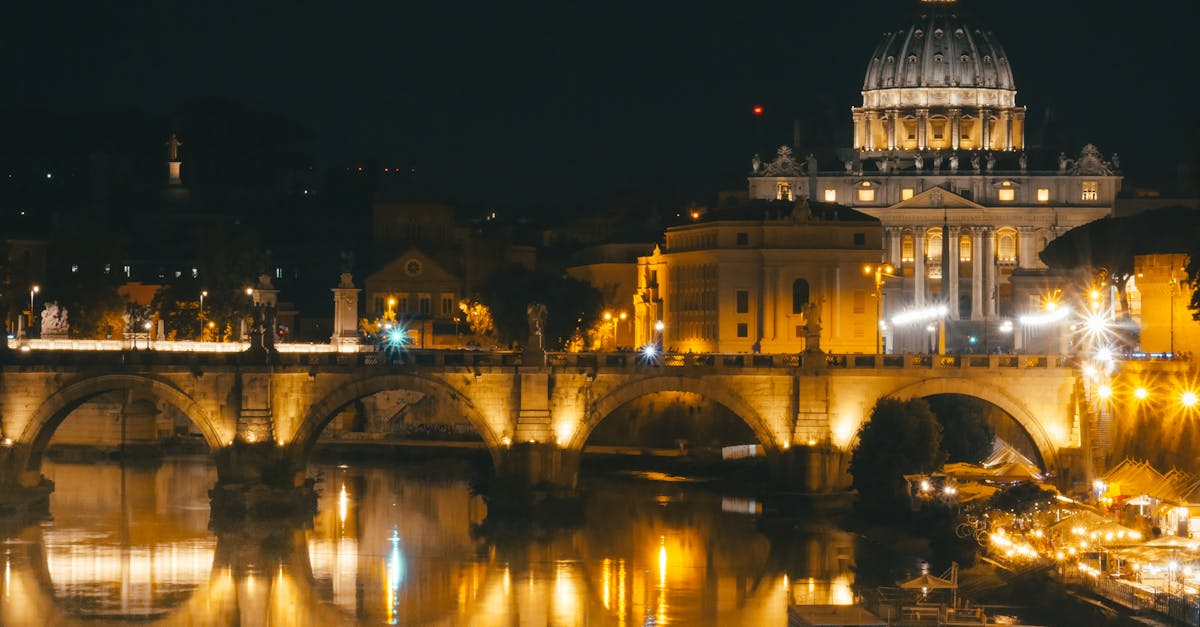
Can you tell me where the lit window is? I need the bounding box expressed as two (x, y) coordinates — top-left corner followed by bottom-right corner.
(998, 188), (1015, 202)
(70, 264), (78, 273)
(174, 271), (182, 278)
(824, 189), (837, 202)
(124, 265), (131, 278)
(901, 236), (915, 262)
(997, 229), (1017, 262)
(1037, 188), (1050, 202)
(927, 232), (943, 260)
(1081, 181), (1098, 201)
(777, 182), (792, 201)
(275, 267), (283, 279)
(901, 188), (914, 200)
(959, 235), (972, 262)
(858, 188), (876, 202)
(104, 264), (111, 275)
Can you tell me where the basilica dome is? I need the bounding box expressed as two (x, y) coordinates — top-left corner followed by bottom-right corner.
(862, 5), (1014, 97)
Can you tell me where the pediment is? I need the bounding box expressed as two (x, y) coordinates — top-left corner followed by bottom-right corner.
(367, 246), (459, 284)
(890, 186), (987, 211)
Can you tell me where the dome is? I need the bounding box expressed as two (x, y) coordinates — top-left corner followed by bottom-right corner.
(862, 6), (1015, 94)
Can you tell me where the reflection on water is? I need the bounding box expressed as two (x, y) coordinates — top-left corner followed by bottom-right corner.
(0, 458), (883, 625)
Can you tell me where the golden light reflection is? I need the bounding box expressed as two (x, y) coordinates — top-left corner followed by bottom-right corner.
(602, 558), (611, 609)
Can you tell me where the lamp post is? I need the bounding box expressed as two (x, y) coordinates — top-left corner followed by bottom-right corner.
(1169, 270), (1179, 356)
(618, 311), (627, 350)
(863, 264), (895, 354)
(654, 319), (665, 352)
(29, 285), (39, 331)
(603, 311), (613, 351)
(199, 290), (208, 340)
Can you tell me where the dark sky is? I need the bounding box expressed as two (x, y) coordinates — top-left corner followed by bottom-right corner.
(7, 0), (1199, 209)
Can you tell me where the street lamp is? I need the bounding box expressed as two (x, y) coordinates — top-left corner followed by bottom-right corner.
(863, 263), (896, 354)
(29, 285), (39, 330)
(200, 290), (208, 340)
(654, 319), (665, 351)
(603, 311), (613, 351)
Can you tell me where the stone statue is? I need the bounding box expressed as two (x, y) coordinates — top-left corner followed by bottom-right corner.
(1018, 152), (1028, 172)
(970, 154), (981, 172)
(167, 133), (182, 161)
(1058, 152), (1070, 173)
(339, 250), (356, 274)
(843, 159), (854, 173)
(805, 153), (818, 173)
(337, 272), (355, 289)
(751, 153), (762, 174)
(985, 153), (995, 172)
(40, 302), (69, 338)
(914, 154), (924, 171)
(526, 302), (547, 348)
(933, 153), (944, 172)
(948, 154), (959, 172)
(1110, 152), (1120, 171)
(878, 158), (890, 174)
(802, 301), (823, 354)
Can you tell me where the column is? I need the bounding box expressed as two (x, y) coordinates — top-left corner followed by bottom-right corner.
(916, 108), (928, 150)
(888, 227), (902, 268)
(949, 108), (961, 150)
(866, 114), (877, 150)
(971, 229), (983, 320)
(948, 228), (960, 319)
(852, 112), (865, 149)
(1003, 110), (1014, 151)
(913, 227), (926, 307)
(1013, 111), (1025, 150)
(983, 229), (997, 317)
(980, 108), (991, 151)
(886, 110), (898, 151)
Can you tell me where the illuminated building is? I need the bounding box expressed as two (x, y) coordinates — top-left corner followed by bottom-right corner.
(747, 0), (1121, 352)
(1133, 253), (1198, 356)
(634, 200), (881, 354)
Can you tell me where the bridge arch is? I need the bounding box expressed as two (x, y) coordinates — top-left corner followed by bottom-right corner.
(292, 373), (502, 467)
(884, 378), (1059, 471)
(570, 375), (778, 452)
(18, 374), (226, 472)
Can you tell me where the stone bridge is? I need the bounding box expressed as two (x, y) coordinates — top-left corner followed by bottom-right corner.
(0, 348), (1083, 512)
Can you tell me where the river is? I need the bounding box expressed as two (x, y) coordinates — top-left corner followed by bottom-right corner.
(0, 457), (925, 626)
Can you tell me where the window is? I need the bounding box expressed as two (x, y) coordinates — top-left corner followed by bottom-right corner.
(959, 235), (972, 262)
(824, 189), (837, 202)
(104, 264), (111, 275)
(777, 182), (792, 201)
(927, 232), (943, 260)
(124, 265), (131, 278)
(1037, 188), (1050, 202)
(901, 236), (915, 262)
(70, 264), (78, 273)
(736, 290), (749, 314)
(996, 229), (1017, 262)
(791, 279), (810, 314)
(419, 295), (431, 314)
(191, 267), (199, 278)
(442, 296), (454, 315)
(736, 323), (749, 338)
(736, 232), (749, 246)
(174, 271), (182, 278)
(275, 267), (283, 279)
(853, 233), (866, 246)
(1081, 181), (1098, 201)
(857, 188), (876, 202)
(997, 188), (1015, 202)
(901, 188), (914, 200)
(853, 290), (866, 314)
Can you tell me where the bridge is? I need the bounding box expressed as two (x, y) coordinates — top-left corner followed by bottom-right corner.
(0, 344), (1086, 514)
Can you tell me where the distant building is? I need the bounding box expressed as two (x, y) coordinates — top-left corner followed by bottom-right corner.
(1133, 253), (1198, 356)
(565, 243), (650, 349)
(634, 200), (881, 354)
(747, 1), (1120, 353)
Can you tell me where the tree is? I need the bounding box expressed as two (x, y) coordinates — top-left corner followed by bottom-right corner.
(927, 395), (995, 464)
(45, 222), (129, 339)
(151, 226), (265, 341)
(1040, 206), (1200, 319)
(849, 398), (946, 514)
(475, 265), (603, 350)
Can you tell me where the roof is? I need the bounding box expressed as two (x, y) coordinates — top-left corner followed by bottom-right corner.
(863, 4), (1015, 92)
(699, 199), (879, 224)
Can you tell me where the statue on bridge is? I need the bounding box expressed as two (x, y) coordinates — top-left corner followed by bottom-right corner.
(40, 302), (69, 339)
(526, 303), (547, 350)
(802, 300), (822, 354)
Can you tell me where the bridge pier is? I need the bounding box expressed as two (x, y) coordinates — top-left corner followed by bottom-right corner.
(769, 444), (852, 492)
(0, 443), (54, 518)
(485, 443), (582, 512)
(210, 441), (316, 521)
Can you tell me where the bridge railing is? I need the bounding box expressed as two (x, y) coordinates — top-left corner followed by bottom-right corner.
(823, 353), (1070, 369)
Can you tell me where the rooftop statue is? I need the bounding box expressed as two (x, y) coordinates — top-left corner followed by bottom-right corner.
(167, 133), (182, 161)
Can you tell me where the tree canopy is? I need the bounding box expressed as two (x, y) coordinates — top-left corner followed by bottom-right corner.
(849, 397), (946, 514)
(926, 395), (996, 464)
(475, 265), (603, 350)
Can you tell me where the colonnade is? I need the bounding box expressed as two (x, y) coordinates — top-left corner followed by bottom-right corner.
(854, 107), (1025, 152)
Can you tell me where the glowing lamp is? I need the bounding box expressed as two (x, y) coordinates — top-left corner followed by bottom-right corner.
(1097, 385), (1112, 400)
(1183, 391), (1199, 408)
(752, 105), (764, 116)
(641, 344), (658, 359)
(1134, 387), (1149, 400)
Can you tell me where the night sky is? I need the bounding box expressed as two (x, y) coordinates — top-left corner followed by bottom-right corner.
(7, 0), (1199, 210)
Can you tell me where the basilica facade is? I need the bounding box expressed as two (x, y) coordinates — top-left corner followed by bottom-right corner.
(741, 1), (1121, 353)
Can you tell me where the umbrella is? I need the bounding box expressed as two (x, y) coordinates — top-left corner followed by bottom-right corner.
(898, 573), (957, 590)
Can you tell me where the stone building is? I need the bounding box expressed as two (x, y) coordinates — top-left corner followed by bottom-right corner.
(634, 200), (881, 354)
(746, 1), (1121, 352)
(1133, 253), (1198, 357)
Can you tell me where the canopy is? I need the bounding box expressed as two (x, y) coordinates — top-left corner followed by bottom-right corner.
(897, 573), (956, 590)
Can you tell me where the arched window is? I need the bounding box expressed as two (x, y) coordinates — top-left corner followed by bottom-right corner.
(996, 228), (1017, 263)
(959, 235), (972, 262)
(901, 235), (915, 262)
(792, 279), (811, 314)
(927, 229), (943, 261)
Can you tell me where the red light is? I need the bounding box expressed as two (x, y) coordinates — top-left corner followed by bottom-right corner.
(357, 166), (364, 172)
(752, 105), (764, 116)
